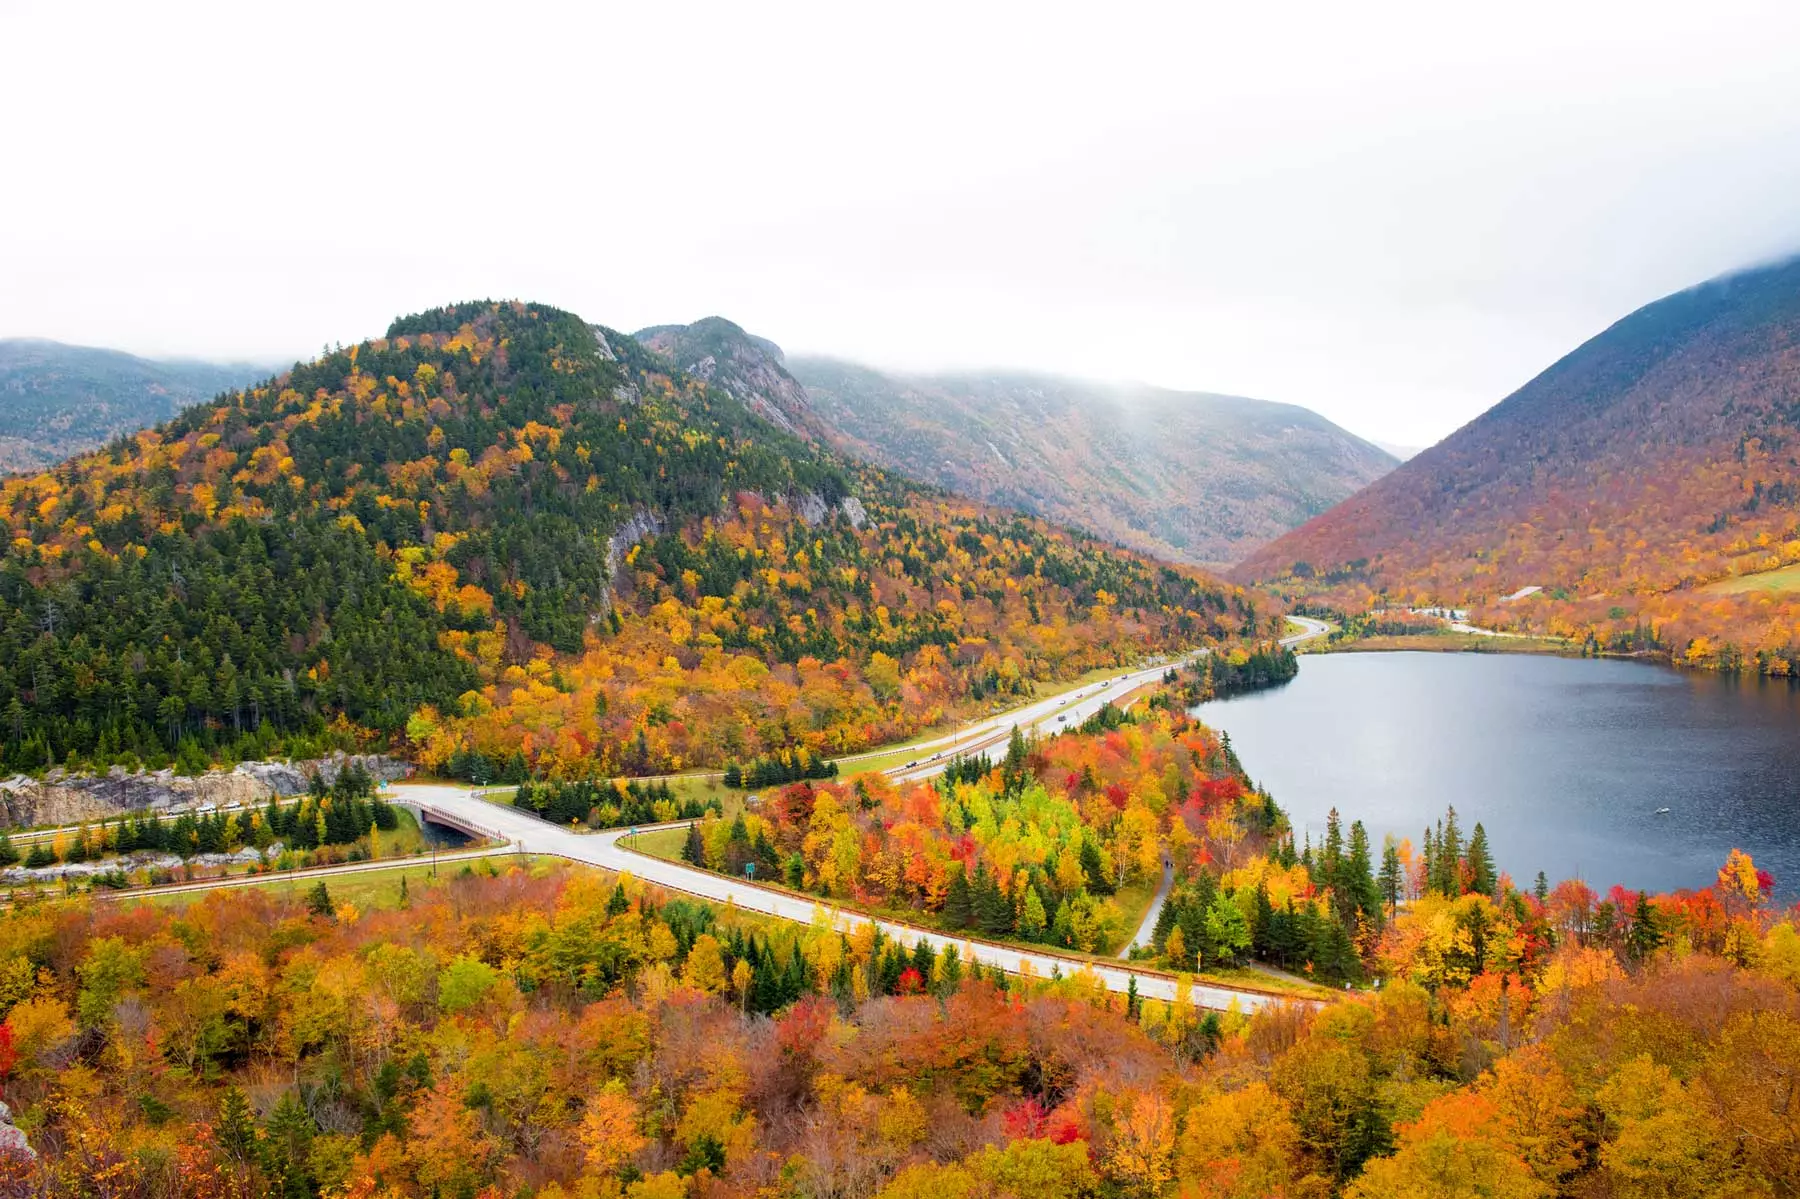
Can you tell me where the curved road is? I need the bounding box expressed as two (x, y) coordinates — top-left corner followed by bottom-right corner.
(392, 783), (1315, 1013)
(58, 623), (1333, 1012)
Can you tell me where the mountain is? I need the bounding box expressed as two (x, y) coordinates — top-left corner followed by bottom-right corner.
(633, 317), (831, 442)
(788, 359), (1397, 566)
(0, 302), (1269, 779)
(626, 320), (1395, 565)
(0, 338), (266, 472)
(1237, 254), (1800, 673)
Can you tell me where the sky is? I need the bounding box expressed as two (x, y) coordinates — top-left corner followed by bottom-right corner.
(4, 1), (1800, 447)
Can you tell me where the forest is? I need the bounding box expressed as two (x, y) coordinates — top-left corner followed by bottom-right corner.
(0, 302), (1270, 781)
(0, 812), (1794, 1197)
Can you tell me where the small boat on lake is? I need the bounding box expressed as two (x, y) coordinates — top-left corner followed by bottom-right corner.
(1654, 807), (1671, 815)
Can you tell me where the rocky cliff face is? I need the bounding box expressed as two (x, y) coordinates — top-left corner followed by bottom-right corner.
(632, 318), (829, 441)
(0, 752), (410, 828)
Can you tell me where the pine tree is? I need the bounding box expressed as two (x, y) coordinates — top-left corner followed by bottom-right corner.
(216, 1085), (256, 1163)
(262, 1091), (316, 1199)
(1251, 883), (1275, 955)
(974, 864), (1012, 936)
(1126, 974), (1141, 1020)
(1152, 890), (1179, 950)
(1627, 892), (1664, 961)
(1345, 820), (1378, 922)
(1322, 807), (1345, 896)
(1466, 822), (1497, 897)
(606, 882), (631, 916)
(1002, 725), (1029, 794)
(1533, 871), (1550, 904)
(1378, 837), (1402, 918)
(305, 880), (334, 918)
(943, 865), (974, 929)
(682, 821), (706, 866)
(1421, 826), (1437, 897)
(1079, 838), (1111, 894)
(1439, 806), (1464, 894)
(936, 942), (963, 995)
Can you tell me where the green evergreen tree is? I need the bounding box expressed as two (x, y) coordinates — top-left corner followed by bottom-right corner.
(1322, 807), (1345, 896)
(1627, 891), (1664, 961)
(1466, 822), (1497, 897)
(216, 1085), (257, 1163)
(1533, 871), (1550, 904)
(305, 880), (334, 918)
(936, 942), (962, 995)
(1378, 837), (1403, 919)
(1439, 806), (1464, 894)
(1345, 819), (1379, 922)
(261, 1091), (316, 1199)
(942, 864), (973, 929)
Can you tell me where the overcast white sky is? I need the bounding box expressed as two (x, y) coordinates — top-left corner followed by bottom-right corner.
(4, 1), (1800, 446)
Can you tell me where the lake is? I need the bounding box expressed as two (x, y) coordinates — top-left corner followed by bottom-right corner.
(1197, 651), (1800, 896)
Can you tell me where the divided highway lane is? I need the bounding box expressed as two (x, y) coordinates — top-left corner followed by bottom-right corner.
(393, 784), (1316, 1014)
(887, 617), (1331, 784)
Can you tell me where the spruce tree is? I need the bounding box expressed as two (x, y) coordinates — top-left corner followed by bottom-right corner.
(936, 942), (963, 995)
(1346, 820), (1378, 922)
(943, 864), (974, 929)
(1533, 871), (1550, 904)
(216, 1085), (256, 1163)
(1322, 808), (1345, 896)
(1378, 838), (1402, 918)
(1466, 823), (1497, 897)
(305, 880), (334, 918)
(1627, 892), (1663, 961)
(1439, 806), (1464, 894)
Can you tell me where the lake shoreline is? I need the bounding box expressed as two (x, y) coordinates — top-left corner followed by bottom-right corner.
(1195, 651), (1800, 896)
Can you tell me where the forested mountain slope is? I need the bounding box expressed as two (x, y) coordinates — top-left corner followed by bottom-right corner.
(791, 360), (1397, 567)
(628, 320), (1395, 566)
(1238, 255), (1800, 674)
(0, 339), (264, 472)
(0, 302), (1269, 778)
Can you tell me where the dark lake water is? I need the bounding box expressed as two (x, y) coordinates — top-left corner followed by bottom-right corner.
(1197, 652), (1800, 896)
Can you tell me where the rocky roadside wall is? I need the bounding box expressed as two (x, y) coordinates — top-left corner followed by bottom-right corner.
(0, 753), (413, 828)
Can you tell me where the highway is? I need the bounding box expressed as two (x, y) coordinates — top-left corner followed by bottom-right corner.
(881, 617), (1329, 785)
(37, 621), (1336, 1011)
(392, 784), (1314, 1013)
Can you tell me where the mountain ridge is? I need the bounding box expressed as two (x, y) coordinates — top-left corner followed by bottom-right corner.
(1236, 253), (1800, 673)
(0, 338), (270, 472)
(0, 300), (1267, 779)
(623, 319), (1396, 565)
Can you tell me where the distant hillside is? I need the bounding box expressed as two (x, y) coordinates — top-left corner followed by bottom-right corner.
(1237, 255), (1800, 674)
(0, 302), (1267, 778)
(0, 339), (264, 471)
(627, 321), (1395, 565)
(788, 359), (1397, 566)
